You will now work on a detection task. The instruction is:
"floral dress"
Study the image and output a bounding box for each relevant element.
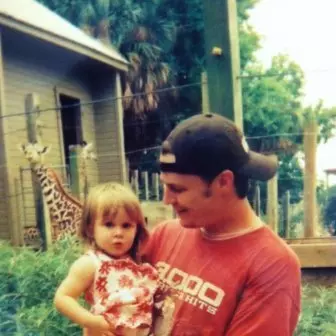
[84,250,160,335]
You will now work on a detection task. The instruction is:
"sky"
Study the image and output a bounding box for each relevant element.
[249,0,336,184]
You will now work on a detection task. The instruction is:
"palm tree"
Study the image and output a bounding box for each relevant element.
[75,0,142,45]
[40,0,177,168]
[119,0,176,115]
[60,0,176,116]
[76,0,177,167]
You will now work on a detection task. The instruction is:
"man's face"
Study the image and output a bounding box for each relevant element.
[160,172,231,229]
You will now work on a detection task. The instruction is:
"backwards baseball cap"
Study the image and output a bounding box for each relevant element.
[159,113,278,181]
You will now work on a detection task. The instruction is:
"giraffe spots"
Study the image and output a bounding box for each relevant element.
[23,226,43,247]
[59,221,70,230]
[40,176,47,184]
[52,215,60,223]
[56,202,63,210]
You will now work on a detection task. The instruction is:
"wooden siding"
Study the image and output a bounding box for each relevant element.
[92,72,126,184]
[0,144,9,240]
[0,31,9,240]
[0,29,119,243]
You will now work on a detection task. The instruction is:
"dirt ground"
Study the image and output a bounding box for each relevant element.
[301,268,336,287]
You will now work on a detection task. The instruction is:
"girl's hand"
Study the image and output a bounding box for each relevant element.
[86,315,114,336]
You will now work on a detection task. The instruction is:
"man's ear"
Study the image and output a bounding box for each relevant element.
[215,170,235,191]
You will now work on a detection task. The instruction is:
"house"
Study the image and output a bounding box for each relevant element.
[0,0,129,245]
[325,168,336,188]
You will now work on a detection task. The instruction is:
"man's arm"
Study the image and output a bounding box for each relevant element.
[225,253,301,336]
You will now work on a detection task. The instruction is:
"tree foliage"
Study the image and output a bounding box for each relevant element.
[38,0,336,206]
[324,185,336,235]
[243,54,305,154]
[39,0,176,115]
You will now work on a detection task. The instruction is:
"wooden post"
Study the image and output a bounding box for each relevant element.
[0,31,19,245]
[253,183,261,216]
[26,93,40,143]
[130,170,134,192]
[325,172,329,190]
[202,0,243,129]
[283,191,291,238]
[115,72,128,184]
[14,178,24,246]
[267,174,278,233]
[142,171,149,201]
[133,170,139,197]
[202,71,210,114]
[304,119,318,237]
[153,173,160,201]
[69,145,82,199]
[25,93,52,249]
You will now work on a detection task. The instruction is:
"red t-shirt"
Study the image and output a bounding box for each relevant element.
[144,220,301,336]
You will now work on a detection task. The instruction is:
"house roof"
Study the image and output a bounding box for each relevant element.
[0,0,129,71]
[325,168,336,175]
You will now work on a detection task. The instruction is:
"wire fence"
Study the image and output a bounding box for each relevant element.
[0,67,335,245]
[0,140,335,247]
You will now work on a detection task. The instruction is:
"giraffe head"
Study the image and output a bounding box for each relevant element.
[80,141,97,162]
[19,142,51,165]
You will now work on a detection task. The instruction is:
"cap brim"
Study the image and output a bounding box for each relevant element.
[238,152,278,181]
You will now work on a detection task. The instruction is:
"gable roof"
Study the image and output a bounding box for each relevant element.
[0,0,128,71]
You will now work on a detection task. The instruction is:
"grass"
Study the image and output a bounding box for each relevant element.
[0,237,335,335]
[295,285,336,336]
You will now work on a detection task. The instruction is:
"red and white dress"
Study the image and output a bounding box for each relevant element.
[84,250,159,335]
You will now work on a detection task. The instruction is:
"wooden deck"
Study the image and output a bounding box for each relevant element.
[286,237,336,268]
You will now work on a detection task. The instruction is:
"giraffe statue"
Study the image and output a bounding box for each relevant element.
[19,142,83,245]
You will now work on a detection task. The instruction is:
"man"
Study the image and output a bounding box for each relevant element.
[144,113,301,335]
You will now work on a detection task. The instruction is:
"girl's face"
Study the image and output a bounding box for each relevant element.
[93,207,137,259]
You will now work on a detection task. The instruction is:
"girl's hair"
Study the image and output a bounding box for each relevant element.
[80,182,149,262]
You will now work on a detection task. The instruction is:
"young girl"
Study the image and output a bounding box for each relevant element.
[54,182,174,336]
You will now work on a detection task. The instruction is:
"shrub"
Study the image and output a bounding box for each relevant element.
[294,285,336,336]
[0,238,336,335]
[0,237,83,335]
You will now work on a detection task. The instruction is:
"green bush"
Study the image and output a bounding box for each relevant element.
[0,238,336,335]
[295,285,336,336]
[0,237,83,336]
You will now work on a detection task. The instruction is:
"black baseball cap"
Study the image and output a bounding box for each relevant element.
[159,113,278,181]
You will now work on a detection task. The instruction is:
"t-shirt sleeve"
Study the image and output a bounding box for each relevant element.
[225,252,301,336]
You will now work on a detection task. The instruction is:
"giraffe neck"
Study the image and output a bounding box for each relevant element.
[32,164,58,207]
[32,164,49,189]
[48,168,83,209]
[32,165,82,216]
[29,160,83,240]
[80,158,88,199]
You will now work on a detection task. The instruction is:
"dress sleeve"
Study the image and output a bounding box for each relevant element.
[224,253,301,336]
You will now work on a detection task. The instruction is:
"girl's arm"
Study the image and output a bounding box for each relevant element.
[54,255,109,331]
